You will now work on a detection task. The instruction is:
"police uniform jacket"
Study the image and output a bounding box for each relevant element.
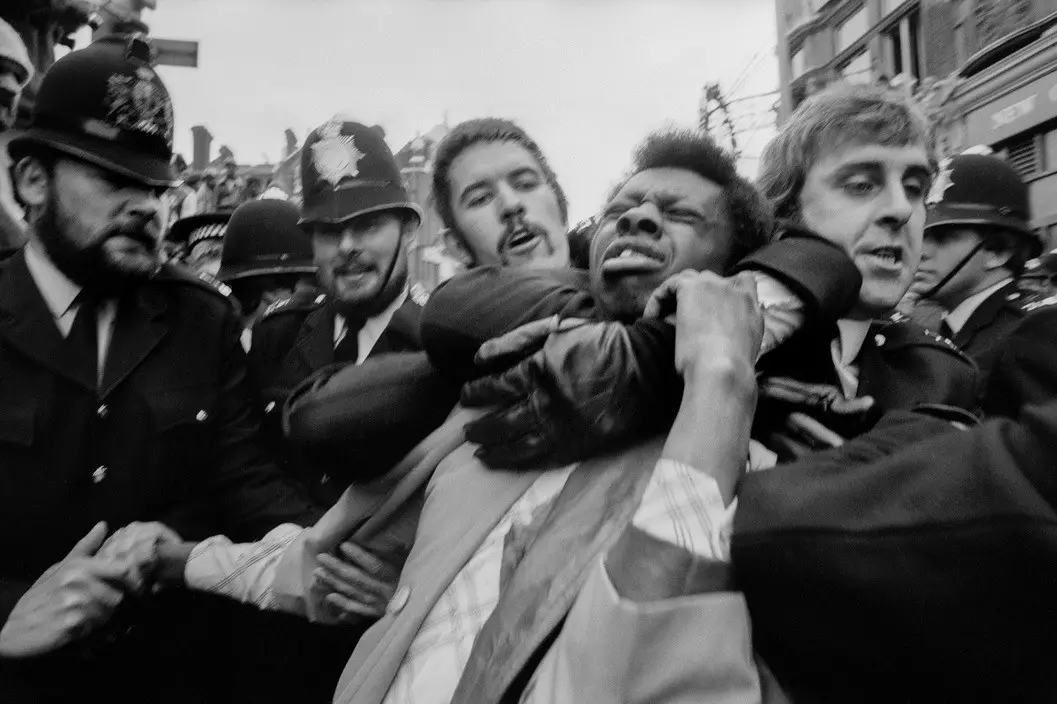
[247,292,425,505]
[0,248,321,703]
[730,301,1057,701]
[947,279,1042,399]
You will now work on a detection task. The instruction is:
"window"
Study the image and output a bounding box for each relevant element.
[1004,133,1040,179]
[836,5,869,53]
[883,24,903,76]
[907,10,921,80]
[1044,127,1057,172]
[792,49,806,78]
[881,0,904,17]
[841,51,873,84]
[882,10,922,81]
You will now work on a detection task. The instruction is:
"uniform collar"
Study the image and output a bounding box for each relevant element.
[23,240,81,319]
[835,318,870,368]
[943,277,1013,336]
[334,286,409,351]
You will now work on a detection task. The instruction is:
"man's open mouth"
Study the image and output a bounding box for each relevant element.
[861,245,905,271]
[502,224,547,257]
[600,239,667,276]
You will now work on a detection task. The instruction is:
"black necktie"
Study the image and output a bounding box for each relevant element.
[939,320,955,340]
[333,317,365,364]
[67,290,99,386]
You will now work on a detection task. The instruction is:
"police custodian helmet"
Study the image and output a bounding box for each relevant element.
[298,116,422,227]
[925,151,1041,258]
[217,199,316,283]
[7,33,176,188]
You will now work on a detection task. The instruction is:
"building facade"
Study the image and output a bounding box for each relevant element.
[776,0,1057,245]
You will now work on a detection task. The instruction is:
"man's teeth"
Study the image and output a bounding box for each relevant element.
[871,250,899,263]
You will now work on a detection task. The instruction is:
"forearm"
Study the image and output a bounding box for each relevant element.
[663,361,757,505]
[179,524,305,611]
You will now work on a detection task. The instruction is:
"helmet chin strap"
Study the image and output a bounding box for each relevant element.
[918,239,988,302]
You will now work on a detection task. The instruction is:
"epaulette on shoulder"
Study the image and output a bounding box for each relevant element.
[1020,292,1057,314]
[876,314,967,359]
[262,292,326,319]
[156,266,235,304]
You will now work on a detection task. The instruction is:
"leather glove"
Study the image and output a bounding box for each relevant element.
[461,316,668,469]
[755,376,879,461]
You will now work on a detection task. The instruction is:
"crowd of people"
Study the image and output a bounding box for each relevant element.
[2,24,1057,704]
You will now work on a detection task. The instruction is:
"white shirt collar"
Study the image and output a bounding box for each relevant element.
[835,318,871,368]
[24,241,81,319]
[334,287,409,364]
[943,277,1013,336]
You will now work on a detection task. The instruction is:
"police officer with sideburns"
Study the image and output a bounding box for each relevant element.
[0,35,323,703]
[250,116,426,505]
[910,150,1048,397]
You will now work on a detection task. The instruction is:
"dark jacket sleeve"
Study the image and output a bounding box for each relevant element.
[284,352,462,484]
[731,324,1057,701]
[982,305,1057,418]
[421,235,861,385]
[420,266,600,380]
[172,303,324,540]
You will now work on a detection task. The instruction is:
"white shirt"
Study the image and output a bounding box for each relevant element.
[942,277,1014,336]
[334,287,409,365]
[24,242,117,384]
[831,319,871,399]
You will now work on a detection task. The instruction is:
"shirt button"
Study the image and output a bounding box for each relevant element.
[92,465,108,483]
[387,586,411,616]
[195,410,209,422]
[874,334,886,347]
[97,404,109,419]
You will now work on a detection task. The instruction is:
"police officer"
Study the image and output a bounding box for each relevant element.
[911,150,1046,394]
[216,198,318,343]
[0,35,320,703]
[165,209,231,278]
[250,117,426,501]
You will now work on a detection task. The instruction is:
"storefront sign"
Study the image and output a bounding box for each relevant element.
[966,69,1057,145]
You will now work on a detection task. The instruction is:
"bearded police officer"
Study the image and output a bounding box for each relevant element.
[911,150,1046,396]
[249,117,426,502]
[0,35,321,703]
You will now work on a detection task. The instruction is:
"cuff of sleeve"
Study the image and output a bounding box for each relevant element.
[632,458,737,561]
[734,229,862,322]
[184,524,304,608]
[605,526,736,602]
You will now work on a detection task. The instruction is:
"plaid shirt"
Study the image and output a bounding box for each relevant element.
[182,453,772,703]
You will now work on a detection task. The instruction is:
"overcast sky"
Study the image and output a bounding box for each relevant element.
[103,0,780,222]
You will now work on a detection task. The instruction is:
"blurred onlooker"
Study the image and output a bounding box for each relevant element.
[214,157,246,209]
[167,211,232,279]
[196,171,218,212]
[0,18,33,251]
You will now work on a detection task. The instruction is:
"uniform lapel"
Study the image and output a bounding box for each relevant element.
[335,417,543,703]
[953,282,1015,352]
[0,250,92,391]
[367,299,422,358]
[452,436,665,704]
[99,285,167,398]
[286,305,335,378]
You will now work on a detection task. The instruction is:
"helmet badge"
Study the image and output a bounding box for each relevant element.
[311,117,366,188]
[104,67,173,144]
